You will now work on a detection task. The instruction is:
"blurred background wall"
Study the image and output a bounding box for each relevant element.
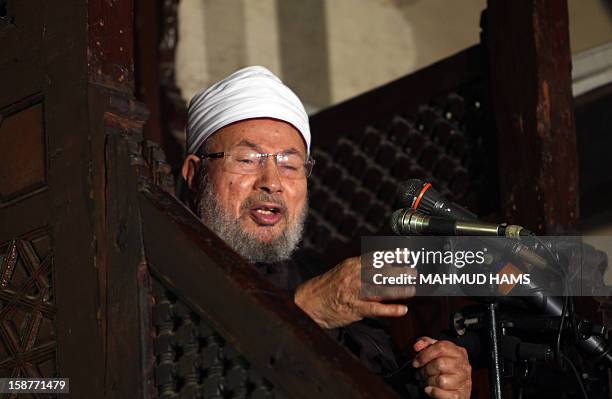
[175,0,612,112]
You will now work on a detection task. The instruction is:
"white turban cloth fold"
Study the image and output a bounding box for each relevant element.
[186,66,311,155]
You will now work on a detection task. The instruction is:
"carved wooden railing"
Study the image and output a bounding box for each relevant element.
[102,126,400,398]
[141,184,399,398]
[2,1,610,398]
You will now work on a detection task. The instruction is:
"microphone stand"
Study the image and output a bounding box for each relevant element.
[388,198,612,396]
[453,307,611,398]
[449,237,611,399]
[486,300,504,399]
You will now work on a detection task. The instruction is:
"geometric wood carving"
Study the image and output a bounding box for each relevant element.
[304,86,495,258]
[151,277,281,399]
[0,228,56,379]
[0,97,47,205]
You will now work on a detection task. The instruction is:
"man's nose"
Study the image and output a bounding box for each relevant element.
[255,157,283,193]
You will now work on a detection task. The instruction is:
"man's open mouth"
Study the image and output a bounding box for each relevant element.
[249,202,284,226]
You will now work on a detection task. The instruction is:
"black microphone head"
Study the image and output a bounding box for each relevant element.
[397,179,427,207]
[413,184,441,215]
[401,180,477,221]
[397,179,441,215]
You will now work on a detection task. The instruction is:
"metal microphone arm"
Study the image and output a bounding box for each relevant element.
[391,207,533,237]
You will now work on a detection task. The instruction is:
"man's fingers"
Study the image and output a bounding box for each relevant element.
[414,336,438,352]
[413,340,471,399]
[426,373,465,391]
[362,285,416,301]
[413,340,467,367]
[358,301,408,318]
[424,386,463,399]
[422,357,466,378]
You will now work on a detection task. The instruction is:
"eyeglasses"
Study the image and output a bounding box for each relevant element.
[200,147,315,179]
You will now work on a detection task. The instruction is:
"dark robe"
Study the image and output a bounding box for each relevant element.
[253,248,425,398]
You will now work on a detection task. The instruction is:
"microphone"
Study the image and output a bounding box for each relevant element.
[390,208,531,237]
[393,182,612,365]
[398,179,477,221]
[502,335,555,364]
[396,180,544,268]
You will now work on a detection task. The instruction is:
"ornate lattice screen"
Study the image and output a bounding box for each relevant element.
[303,48,499,260]
[151,278,284,399]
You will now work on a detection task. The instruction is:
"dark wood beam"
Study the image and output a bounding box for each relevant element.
[486,0,579,233]
[134,0,163,144]
[88,0,135,91]
[134,0,184,171]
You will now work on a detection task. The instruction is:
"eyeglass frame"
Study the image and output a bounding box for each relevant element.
[199,149,315,179]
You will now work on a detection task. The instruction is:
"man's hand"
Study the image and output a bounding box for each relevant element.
[413,337,472,399]
[294,256,415,329]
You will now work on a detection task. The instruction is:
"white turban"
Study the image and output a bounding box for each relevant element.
[186,66,311,155]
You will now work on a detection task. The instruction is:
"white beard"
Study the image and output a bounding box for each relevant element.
[197,174,307,263]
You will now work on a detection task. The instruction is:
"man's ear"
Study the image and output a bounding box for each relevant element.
[181,155,201,189]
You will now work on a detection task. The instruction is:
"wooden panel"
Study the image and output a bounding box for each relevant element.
[0,0,106,396]
[0,96,46,205]
[0,227,56,379]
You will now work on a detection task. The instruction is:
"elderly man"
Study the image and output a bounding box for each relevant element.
[181,66,472,399]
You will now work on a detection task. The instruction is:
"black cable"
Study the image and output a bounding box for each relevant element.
[556,292,569,368]
[532,236,565,275]
[530,236,567,367]
[568,240,585,338]
[561,353,590,399]
[530,238,591,399]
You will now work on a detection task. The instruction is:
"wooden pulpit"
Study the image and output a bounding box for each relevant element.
[1,0,610,398]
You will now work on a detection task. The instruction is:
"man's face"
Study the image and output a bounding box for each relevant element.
[190,118,309,262]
